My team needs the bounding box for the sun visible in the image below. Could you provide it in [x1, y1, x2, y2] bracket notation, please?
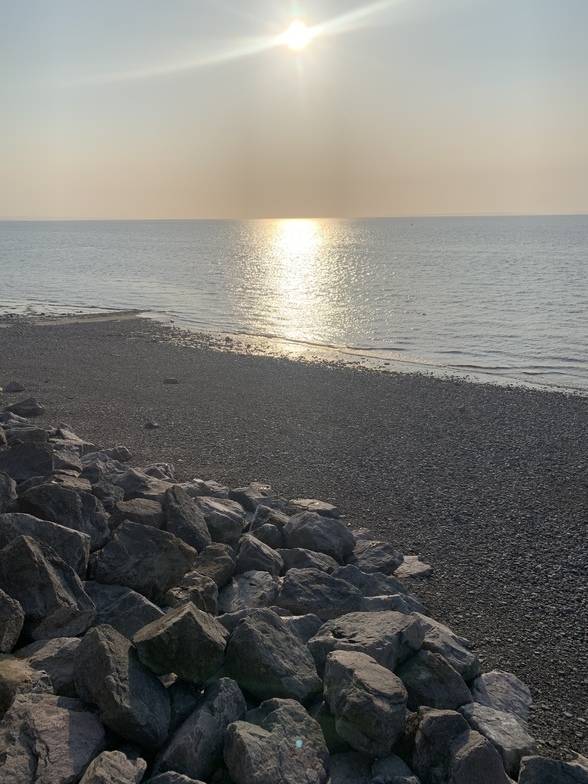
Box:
[279, 20, 314, 51]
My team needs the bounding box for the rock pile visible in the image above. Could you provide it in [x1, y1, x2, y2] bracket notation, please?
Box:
[0, 404, 586, 784]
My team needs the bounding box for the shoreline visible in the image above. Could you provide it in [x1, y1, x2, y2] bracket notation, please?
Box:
[0, 315, 587, 757]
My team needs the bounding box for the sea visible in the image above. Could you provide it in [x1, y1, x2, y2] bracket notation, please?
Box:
[1, 215, 587, 393]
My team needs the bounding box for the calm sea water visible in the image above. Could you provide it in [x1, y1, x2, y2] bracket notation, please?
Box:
[1, 216, 587, 391]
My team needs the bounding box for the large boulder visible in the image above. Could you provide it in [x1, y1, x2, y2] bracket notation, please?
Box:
[153, 678, 246, 781]
[0, 588, 24, 653]
[4, 397, 45, 417]
[396, 650, 473, 711]
[197, 497, 245, 547]
[218, 570, 279, 614]
[0, 656, 53, 718]
[0, 535, 95, 641]
[308, 610, 424, 676]
[275, 568, 364, 621]
[112, 468, 174, 501]
[332, 564, 412, 597]
[74, 624, 171, 747]
[415, 613, 481, 682]
[470, 670, 533, 728]
[162, 485, 211, 552]
[347, 538, 404, 575]
[278, 547, 339, 574]
[78, 749, 147, 784]
[282, 511, 355, 563]
[14, 636, 80, 697]
[287, 498, 340, 517]
[110, 497, 164, 529]
[228, 482, 276, 512]
[84, 581, 165, 638]
[518, 756, 588, 784]
[324, 650, 408, 757]
[0, 442, 54, 483]
[235, 534, 284, 576]
[191, 543, 236, 588]
[225, 608, 322, 702]
[163, 570, 218, 614]
[90, 520, 198, 603]
[224, 698, 329, 784]
[0, 472, 17, 513]
[133, 603, 228, 685]
[0, 693, 107, 784]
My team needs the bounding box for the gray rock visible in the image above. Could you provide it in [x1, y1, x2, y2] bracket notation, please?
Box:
[3, 380, 26, 393]
[395, 555, 433, 579]
[281, 613, 323, 645]
[90, 520, 198, 603]
[225, 608, 322, 702]
[275, 567, 364, 620]
[308, 610, 425, 676]
[14, 636, 80, 697]
[460, 703, 537, 778]
[329, 752, 372, 783]
[113, 468, 174, 501]
[154, 678, 246, 781]
[162, 485, 212, 552]
[288, 498, 341, 517]
[307, 697, 352, 754]
[332, 564, 412, 597]
[371, 754, 421, 784]
[224, 698, 329, 784]
[235, 533, 284, 576]
[470, 670, 533, 728]
[518, 756, 588, 784]
[192, 543, 236, 588]
[110, 497, 165, 529]
[0, 589, 24, 653]
[74, 624, 170, 747]
[396, 650, 473, 711]
[282, 511, 355, 563]
[133, 602, 228, 685]
[91, 480, 125, 513]
[228, 482, 274, 511]
[0, 442, 54, 483]
[147, 774, 206, 784]
[363, 594, 428, 615]
[251, 505, 290, 530]
[347, 538, 403, 575]
[0, 472, 17, 513]
[0, 693, 107, 784]
[0, 535, 95, 641]
[324, 650, 408, 757]
[78, 749, 147, 784]
[52, 446, 83, 473]
[0, 656, 53, 718]
[0, 428, 6, 446]
[415, 613, 481, 682]
[278, 547, 339, 574]
[250, 522, 283, 549]
[6, 426, 49, 446]
[218, 570, 279, 614]
[51, 422, 100, 456]
[19, 483, 110, 551]
[197, 497, 245, 547]
[4, 397, 45, 417]
[164, 570, 218, 614]
[0, 512, 91, 576]
[84, 581, 165, 638]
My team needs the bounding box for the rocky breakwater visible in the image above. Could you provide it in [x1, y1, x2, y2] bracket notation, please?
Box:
[0, 400, 587, 784]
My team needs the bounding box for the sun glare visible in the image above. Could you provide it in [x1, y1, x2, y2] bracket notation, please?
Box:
[280, 20, 314, 51]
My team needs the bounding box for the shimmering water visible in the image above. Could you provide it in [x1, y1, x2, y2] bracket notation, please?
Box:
[1, 216, 587, 391]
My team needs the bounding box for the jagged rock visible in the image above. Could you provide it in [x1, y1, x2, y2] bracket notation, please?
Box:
[0, 411, 29, 425]
[74, 624, 170, 747]
[0, 693, 107, 784]
[3, 380, 26, 393]
[113, 468, 174, 501]
[154, 678, 246, 781]
[133, 603, 228, 685]
[397, 649, 473, 711]
[371, 754, 421, 784]
[282, 511, 355, 563]
[0, 473, 17, 513]
[91, 480, 125, 512]
[251, 505, 290, 530]
[6, 426, 49, 446]
[14, 637, 80, 697]
[78, 749, 147, 784]
[81, 453, 128, 484]
[0, 656, 53, 718]
[164, 570, 218, 614]
[416, 613, 481, 681]
[110, 497, 165, 529]
[0, 512, 91, 576]
[192, 543, 236, 588]
[0, 535, 95, 641]
[518, 755, 588, 783]
[90, 520, 197, 603]
[51, 423, 100, 456]
[333, 564, 412, 597]
[395, 555, 433, 579]
[287, 498, 341, 517]
[84, 581, 164, 638]
[278, 547, 339, 574]
[0, 589, 24, 653]
[147, 775, 206, 784]
[0, 442, 54, 483]
[197, 497, 245, 547]
[218, 570, 279, 614]
[460, 703, 537, 777]
[19, 483, 110, 551]
[235, 533, 284, 576]
[4, 397, 45, 417]
[308, 610, 424, 677]
[250, 522, 283, 549]
[225, 608, 322, 702]
[307, 697, 352, 754]
[281, 613, 323, 645]
[470, 670, 533, 728]
[224, 698, 329, 784]
[363, 594, 428, 614]
[0, 428, 6, 446]
[347, 538, 404, 575]
[52, 446, 83, 473]
[228, 482, 275, 511]
[409, 707, 512, 784]
[162, 485, 211, 552]
[275, 567, 364, 620]
[324, 650, 408, 756]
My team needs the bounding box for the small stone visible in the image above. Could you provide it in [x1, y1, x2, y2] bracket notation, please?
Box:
[163, 378, 179, 384]
[4, 397, 45, 417]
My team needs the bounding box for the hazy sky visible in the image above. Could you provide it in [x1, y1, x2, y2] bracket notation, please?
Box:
[1, 0, 587, 219]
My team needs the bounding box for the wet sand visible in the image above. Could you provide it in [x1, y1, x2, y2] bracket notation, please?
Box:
[1, 314, 586, 757]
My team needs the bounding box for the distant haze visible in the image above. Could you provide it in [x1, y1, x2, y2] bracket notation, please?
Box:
[1, 0, 587, 219]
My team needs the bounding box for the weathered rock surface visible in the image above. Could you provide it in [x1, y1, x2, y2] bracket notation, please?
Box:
[281, 612, 324, 645]
[288, 498, 341, 517]
[333, 563, 412, 597]
[162, 485, 212, 551]
[0, 472, 17, 513]
[218, 570, 279, 613]
[74, 624, 171, 747]
[113, 467, 174, 501]
[78, 749, 147, 784]
[225, 608, 322, 702]
[250, 522, 283, 549]
[518, 755, 588, 783]
[229, 482, 275, 511]
[235, 533, 284, 576]
[146, 774, 206, 784]
[371, 753, 421, 784]
[278, 546, 339, 574]
[0, 442, 54, 483]
[84, 581, 165, 638]
[470, 670, 533, 728]
[347, 538, 404, 575]
[395, 554, 433, 579]
[396, 649, 473, 711]
[110, 497, 164, 529]
[0, 535, 95, 640]
[224, 698, 329, 784]
[4, 397, 45, 417]
[197, 496, 245, 547]
[282, 511, 355, 563]
[14, 636, 80, 697]
[154, 678, 246, 781]
[275, 567, 364, 620]
[324, 650, 408, 757]
[0, 656, 53, 718]
[164, 570, 218, 614]
[416, 613, 481, 681]
[133, 602, 228, 685]
[191, 542, 236, 587]
[0, 588, 24, 653]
